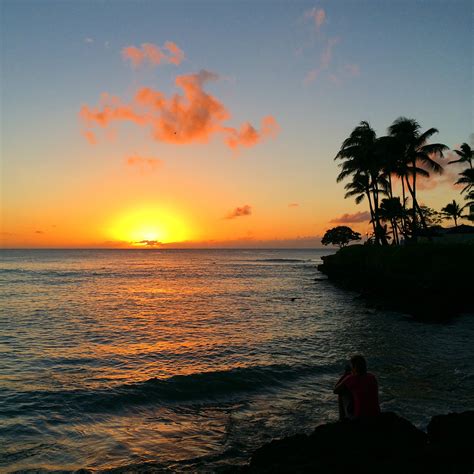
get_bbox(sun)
[108,207,190,246]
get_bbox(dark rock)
[427,411,474,474]
[247,412,428,473]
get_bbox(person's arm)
[333,374,350,394]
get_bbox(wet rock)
[427,411,474,474]
[245,411,474,474]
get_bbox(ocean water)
[1,249,473,472]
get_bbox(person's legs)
[338,392,353,420]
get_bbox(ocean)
[1,249,473,472]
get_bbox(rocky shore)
[244,411,474,474]
[317,243,474,321]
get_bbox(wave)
[0,268,160,280]
[0,363,333,416]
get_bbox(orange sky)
[1,2,471,248]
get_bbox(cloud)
[84,37,94,44]
[122,41,185,68]
[303,36,340,85]
[305,7,326,31]
[225,116,279,150]
[82,130,97,145]
[288,203,299,207]
[34,230,45,234]
[301,6,360,87]
[330,211,371,223]
[304,69,319,84]
[126,154,162,170]
[134,240,161,246]
[225,205,252,219]
[344,63,360,77]
[416,153,464,191]
[80,70,279,150]
[321,37,339,69]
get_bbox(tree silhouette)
[335,121,388,245]
[378,197,405,244]
[449,143,473,169]
[322,226,361,248]
[441,200,464,227]
[388,117,448,237]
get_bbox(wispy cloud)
[80,70,279,151]
[321,37,339,69]
[84,37,94,44]
[288,202,299,208]
[126,154,162,171]
[344,63,361,77]
[122,41,185,68]
[301,7,360,86]
[82,130,97,145]
[330,211,371,223]
[305,7,326,31]
[225,205,252,219]
[134,239,161,246]
[416,152,463,191]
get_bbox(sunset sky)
[1,0,472,248]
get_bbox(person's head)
[350,355,367,375]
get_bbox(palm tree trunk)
[388,174,394,199]
[392,218,399,245]
[365,189,377,242]
[411,161,418,238]
[401,175,409,238]
[405,176,429,232]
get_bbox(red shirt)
[342,373,380,417]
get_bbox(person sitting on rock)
[334,355,380,419]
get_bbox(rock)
[427,411,474,474]
[247,412,428,473]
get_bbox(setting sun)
[108,208,191,245]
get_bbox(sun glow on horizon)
[108,207,191,246]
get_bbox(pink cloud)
[164,41,185,65]
[288,203,299,208]
[305,7,326,31]
[126,154,162,170]
[225,205,252,219]
[304,69,319,85]
[344,63,360,77]
[330,211,371,223]
[321,37,339,69]
[225,116,279,150]
[80,70,279,151]
[416,152,463,191]
[82,130,97,145]
[122,41,185,68]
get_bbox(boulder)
[427,411,474,474]
[247,412,428,473]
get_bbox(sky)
[1,0,472,248]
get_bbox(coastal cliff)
[317,243,474,321]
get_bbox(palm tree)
[379,197,405,244]
[455,168,474,195]
[441,200,463,227]
[376,135,411,235]
[335,121,388,245]
[388,117,448,237]
[449,143,473,169]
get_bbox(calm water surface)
[1,249,473,472]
